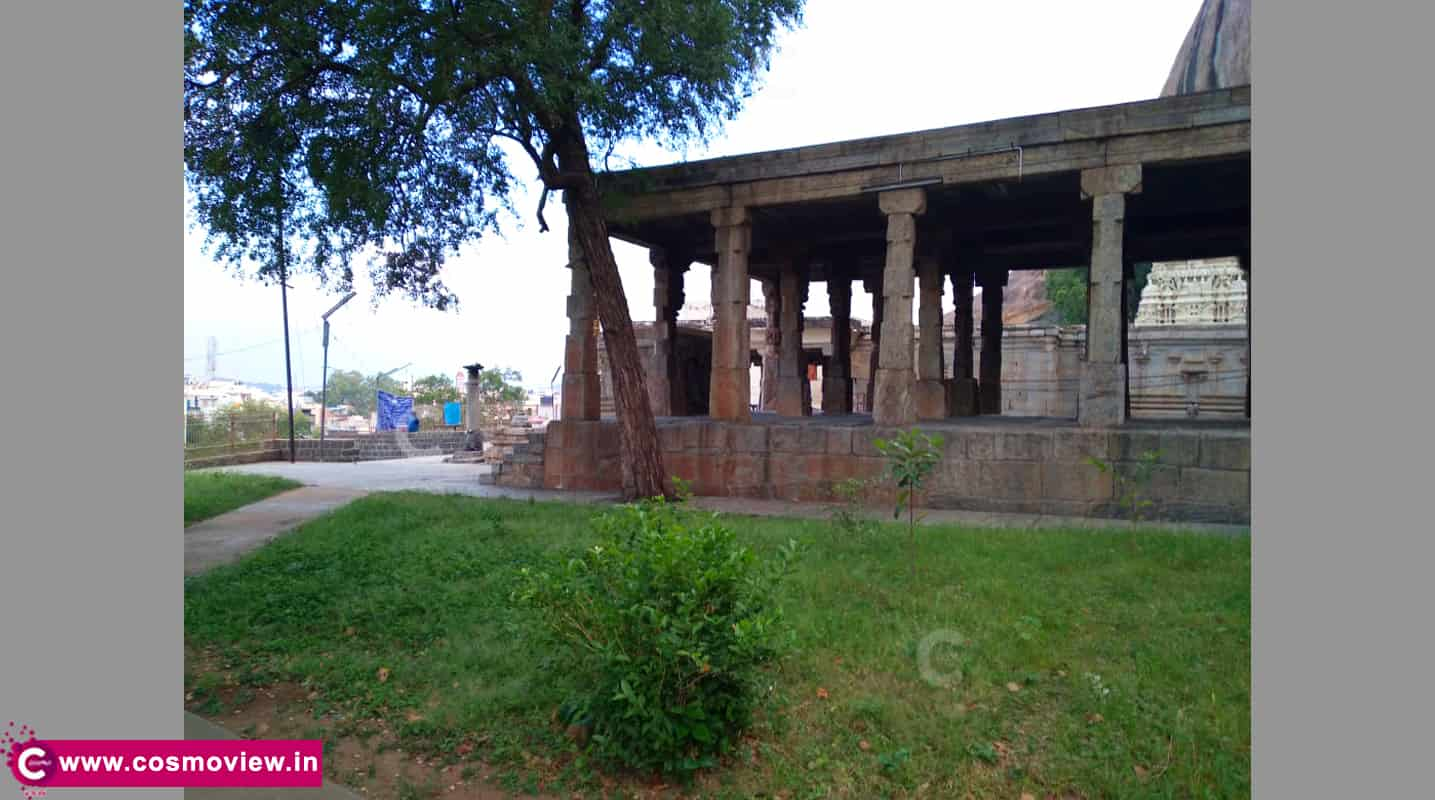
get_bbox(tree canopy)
[412,373,461,405]
[305,368,404,417]
[1045,266,1153,326]
[185,0,805,499]
[184,0,803,300]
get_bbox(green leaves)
[874,428,944,576]
[874,429,944,515]
[185,0,805,308]
[513,496,796,778]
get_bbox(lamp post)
[318,291,357,462]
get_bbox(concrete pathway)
[185,486,370,576]
[183,712,361,800]
[206,456,620,502]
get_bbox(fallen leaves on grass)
[816,687,830,700]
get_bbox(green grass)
[184,492,1250,798]
[184,471,302,526]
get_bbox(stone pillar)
[1122,260,1133,420]
[824,272,854,414]
[775,258,808,416]
[760,279,781,411]
[978,269,1007,415]
[464,363,484,431]
[949,266,979,416]
[863,274,884,413]
[649,248,689,417]
[709,207,752,421]
[561,227,601,420]
[1078,165,1142,427]
[872,188,925,426]
[1241,249,1251,419]
[915,256,947,419]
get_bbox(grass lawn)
[184,492,1250,799]
[184,471,302,526]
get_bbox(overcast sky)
[183,0,1202,392]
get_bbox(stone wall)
[542,417,1249,524]
[186,431,470,467]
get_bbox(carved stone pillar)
[1078,165,1142,427]
[915,255,947,419]
[950,266,979,416]
[774,257,809,416]
[649,248,689,416]
[709,207,752,421]
[823,271,854,414]
[872,188,925,426]
[561,227,601,420]
[978,269,1007,415]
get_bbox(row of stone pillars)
[561,165,1149,428]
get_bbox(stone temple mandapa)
[493,87,1251,524]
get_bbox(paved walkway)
[206,455,619,502]
[183,711,362,799]
[185,486,371,576]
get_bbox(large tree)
[304,368,404,417]
[412,373,461,405]
[184,0,803,499]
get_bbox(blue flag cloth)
[376,391,415,432]
[443,401,463,426]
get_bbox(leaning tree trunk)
[555,131,669,501]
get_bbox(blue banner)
[443,401,463,426]
[376,391,414,432]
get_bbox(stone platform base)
[541,415,1249,524]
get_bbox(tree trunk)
[555,130,669,501]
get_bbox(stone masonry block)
[678,420,703,450]
[1080,164,1143,198]
[944,461,1043,502]
[699,420,729,451]
[729,424,770,453]
[852,428,891,458]
[1180,467,1250,507]
[878,187,927,216]
[1115,462,1180,500]
[1113,430,1162,462]
[825,427,854,456]
[915,380,948,421]
[769,425,801,452]
[1199,434,1251,471]
[658,423,684,452]
[1054,430,1114,463]
[962,431,996,461]
[1041,462,1114,503]
[996,431,1053,461]
[1158,431,1201,467]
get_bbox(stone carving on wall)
[1133,257,1248,327]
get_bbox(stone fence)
[183,430,470,468]
[539,417,1250,524]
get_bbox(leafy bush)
[514,497,798,778]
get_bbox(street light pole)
[319,291,358,462]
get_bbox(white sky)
[183,0,1201,391]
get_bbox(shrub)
[513,497,798,778]
[873,428,944,577]
[827,477,878,537]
